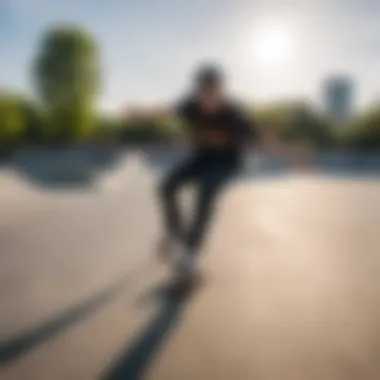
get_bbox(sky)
[1,0,380,113]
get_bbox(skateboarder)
[158,64,301,281]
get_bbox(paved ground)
[1,164,380,380]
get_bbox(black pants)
[159,151,239,253]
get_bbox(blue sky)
[1,0,380,112]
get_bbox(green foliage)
[91,116,122,144]
[253,103,333,148]
[119,117,183,144]
[346,109,380,150]
[20,99,44,144]
[33,25,100,143]
[0,92,27,155]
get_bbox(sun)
[251,23,295,67]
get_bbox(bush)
[347,109,380,150]
[119,117,183,144]
[0,92,27,156]
[252,103,333,149]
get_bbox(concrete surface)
[1,161,380,380]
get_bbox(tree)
[0,91,26,156]
[119,118,182,144]
[20,99,43,144]
[347,108,380,150]
[33,25,100,143]
[253,103,332,148]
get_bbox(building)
[323,76,354,123]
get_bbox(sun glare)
[251,23,295,67]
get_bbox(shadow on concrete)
[6,148,124,190]
[102,281,194,380]
[0,262,152,366]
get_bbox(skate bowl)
[2,147,380,194]
[138,147,380,178]
[6,148,124,190]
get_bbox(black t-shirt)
[177,96,259,156]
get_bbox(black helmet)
[194,64,224,89]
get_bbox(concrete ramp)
[96,153,153,194]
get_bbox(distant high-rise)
[324,76,354,123]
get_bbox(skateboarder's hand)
[193,129,231,148]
